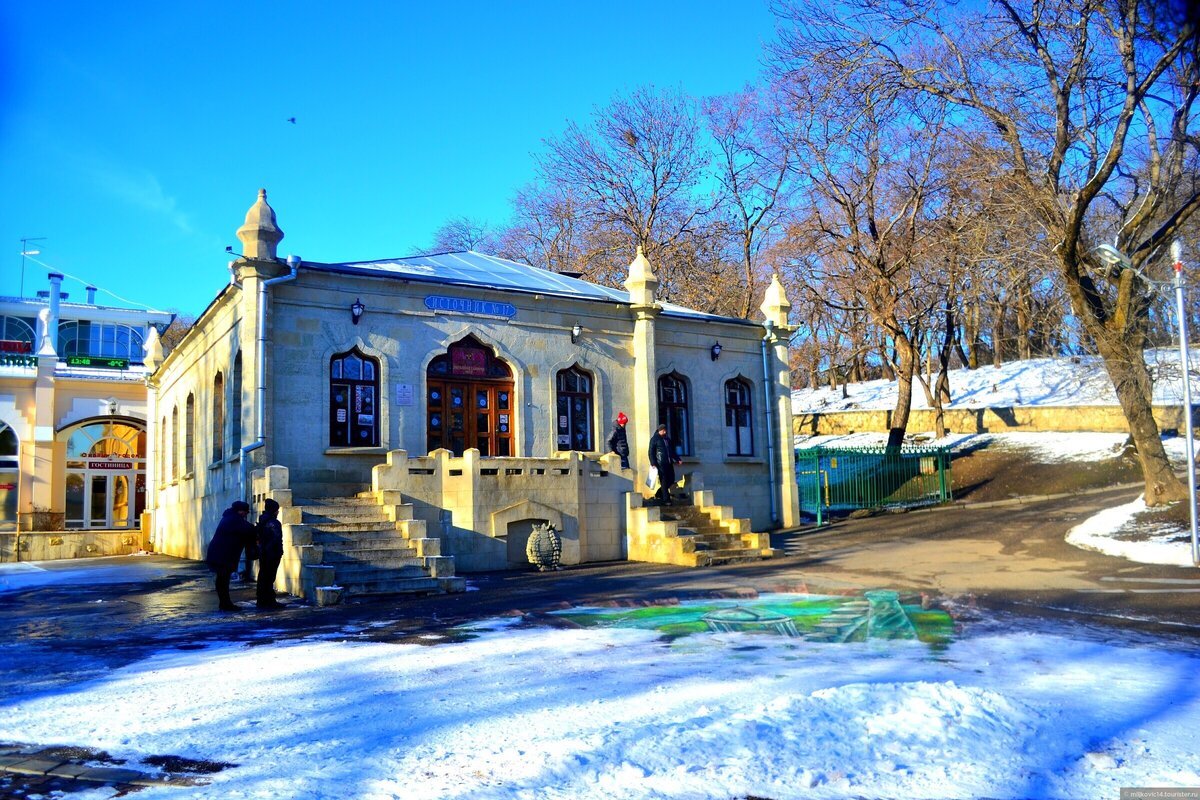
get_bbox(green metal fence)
[796,445,952,523]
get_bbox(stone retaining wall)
[0,528,149,563]
[793,404,1197,436]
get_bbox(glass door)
[64,421,146,529]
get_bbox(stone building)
[0,277,174,546]
[147,191,798,598]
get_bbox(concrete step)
[678,532,746,549]
[292,483,370,499]
[331,563,430,580]
[313,528,408,544]
[317,540,419,555]
[321,553,424,569]
[707,553,769,565]
[302,508,392,523]
[342,576,441,596]
[309,520,400,533]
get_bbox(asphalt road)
[4,483,1199,677]
[4,485,1199,794]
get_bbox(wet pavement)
[1,483,1199,794]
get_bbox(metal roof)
[307,251,751,324]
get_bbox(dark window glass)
[657,373,692,456]
[329,348,381,447]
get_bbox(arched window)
[170,405,179,480]
[57,321,146,362]
[724,378,754,456]
[212,372,224,463]
[64,421,146,529]
[185,393,195,476]
[0,421,18,527]
[657,372,692,457]
[231,352,243,450]
[330,348,380,447]
[426,336,513,456]
[0,315,36,359]
[159,415,166,485]
[555,366,594,452]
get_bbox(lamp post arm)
[1173,245,1200,567]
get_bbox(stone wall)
[371,448,633,572]
[793,404,1198,437]
[0,528,148,563]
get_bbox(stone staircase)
[288,493,465,602]
[626,489,781,567]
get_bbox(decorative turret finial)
[760,272,791,329]
[624,245,659,307]
[236,189,284,261]
[143,325,164,371]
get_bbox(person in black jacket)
[205,501,255,611]
[647,423,682,504]
[255,498,286,609]
[607,411,630,470]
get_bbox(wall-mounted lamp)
[571,324,582,344]
[711,341,723,361]
[351,298,365,325]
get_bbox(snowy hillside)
[791,350,1200,413]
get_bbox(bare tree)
[705,88,797,318]
[538,86,709,265]
[773,0,1200,503]
[428,216,498,254]
[496,183,628,279]
[158,313,196,356]
[775,50,951,447]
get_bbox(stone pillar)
[232,189,288,486]
[623,247,660,489]
[31,344,61,528]
[761,274,800,527]
[143,326,163,546]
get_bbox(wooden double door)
[426,380,513,457]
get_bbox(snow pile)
[793,351,1199,413]
[1066,495,1198,567]
[3,615,1200,800]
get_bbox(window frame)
[724,377,754,456]
[555,365,595,452]
[211,371,224,463]
[185,393,195,476]
[330,347,381,447]
[656,372,692,457]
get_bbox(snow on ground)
[1,588,1199,800]
[793,351,1200,568]
[794,430,1135,464]
[1066,495,1200,568]
[793,430,1199,566]
[0,552,166,593]
[791,350,1200,413]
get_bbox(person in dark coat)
[647,422,682,504]
[205,501,254,611]
[255,498,286,609]
[607,411,630,469]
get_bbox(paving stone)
[4,756,66,775]
[0,753,31,770]
[74,765,145,783]
[53,761,100,778]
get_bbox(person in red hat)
[607,412,630,469]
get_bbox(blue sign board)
[424,295,517,318]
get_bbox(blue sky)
[0,1,778,317]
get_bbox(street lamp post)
[19,236,46,298]
[1171,241,1200,566]
[1096,241,1199,567]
